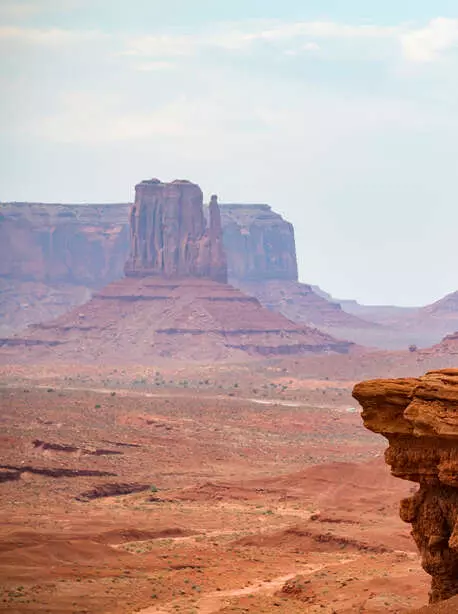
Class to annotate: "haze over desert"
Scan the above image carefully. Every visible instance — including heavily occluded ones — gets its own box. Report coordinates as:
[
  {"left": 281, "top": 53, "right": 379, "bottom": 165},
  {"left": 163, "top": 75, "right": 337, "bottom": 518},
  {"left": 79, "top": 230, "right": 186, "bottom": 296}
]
[{"left": 1, "top": 2, "right": 458, "bottom": 613}]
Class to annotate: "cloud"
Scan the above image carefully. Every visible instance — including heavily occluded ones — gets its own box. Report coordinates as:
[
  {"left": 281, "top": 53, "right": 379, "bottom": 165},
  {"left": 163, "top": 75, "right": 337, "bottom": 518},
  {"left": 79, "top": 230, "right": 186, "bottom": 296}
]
[
  {"left": 401, "top": 18, "right": 458, "bottom": 62},
  {"left": 0, "top": 25, "right": 107, "bottom": 45},
  {"left": 120, "top": 20, "right": 399, "bottom": 60},
  {"left": 119, "top": 34, "right": 195, "bottom": 58},
  {"left": 0, "top": 0, "right": 91, "bottom": 21},
  {"left": 134, "top": 61, "right": 175, "bottom": 72},
  {"left": 3, "top": 17, "right": 458, "bottom": 66}
]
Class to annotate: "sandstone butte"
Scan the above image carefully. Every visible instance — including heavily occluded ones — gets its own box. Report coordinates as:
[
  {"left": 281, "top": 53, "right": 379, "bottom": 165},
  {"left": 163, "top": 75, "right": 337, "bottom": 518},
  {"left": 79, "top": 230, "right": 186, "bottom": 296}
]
[
  {"left": 125, "top": 179, "right": 227, "bottom": 283},
  {"left": 0, "top": 179, "right": 353, "bottom": 362},
  {"left": 353, "top": 369, "right": 458, "bottom": 607}
]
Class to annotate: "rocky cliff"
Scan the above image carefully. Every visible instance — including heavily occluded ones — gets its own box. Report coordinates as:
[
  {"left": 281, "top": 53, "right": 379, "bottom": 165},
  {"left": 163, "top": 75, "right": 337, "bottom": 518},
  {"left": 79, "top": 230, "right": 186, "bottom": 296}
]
[
  {"left": 353, "top": 370, "right": 458, "bottom": 604},
  {"left": 125, "top": 179, "right": 227, "bottom": 283},
  {"left": 219, "top": 204, "right": 298, "bottom": 283},
  {"left": 0, "top": 202, "right": 130, "bottom": 286},
  {"left": 0, "top": 202, "right": 131, "bottom": 336},
  {"left": 0, "top": 200, "right": 295, "bottom": 289}
]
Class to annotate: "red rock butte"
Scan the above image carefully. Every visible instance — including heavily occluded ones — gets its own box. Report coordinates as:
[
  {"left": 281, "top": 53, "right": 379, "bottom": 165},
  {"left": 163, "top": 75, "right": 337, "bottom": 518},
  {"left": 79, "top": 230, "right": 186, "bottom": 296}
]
[
  {"left": 0, "top": 178, "right": 354, "bottom": 362},
  {"left": 125, "top": 179, "right": 227, "bottom": 283}
]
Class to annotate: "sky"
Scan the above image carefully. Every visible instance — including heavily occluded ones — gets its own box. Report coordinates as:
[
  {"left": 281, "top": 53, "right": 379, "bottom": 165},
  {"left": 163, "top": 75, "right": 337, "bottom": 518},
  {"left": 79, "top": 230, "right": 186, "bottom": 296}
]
[{"left": 1, "top": 1, "right": 458, "bottom": 306}]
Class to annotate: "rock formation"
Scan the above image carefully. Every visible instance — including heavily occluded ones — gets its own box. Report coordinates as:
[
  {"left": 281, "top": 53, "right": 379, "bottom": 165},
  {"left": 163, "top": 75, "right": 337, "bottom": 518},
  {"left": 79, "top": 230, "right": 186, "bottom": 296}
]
[
  {"left": 219, "top": 204, "right": 298, "bottom": 283},
  {"left": 125, "top": 179, "right": 227, "bottom": 283},
  {"left": 0, "top": 202, "right": 130, "bottom": 336},
  {"left": 0, "top": 277, "right": 353, "bottom": 363},
  {"left": 353, "top": 369, "right": 458, "bottom": 604},
  {"left": 0, "top": 202, "right": 130, "bottom": 286},
  {"left": 1, "top": 179, "right": 354, "bottom": 362}
]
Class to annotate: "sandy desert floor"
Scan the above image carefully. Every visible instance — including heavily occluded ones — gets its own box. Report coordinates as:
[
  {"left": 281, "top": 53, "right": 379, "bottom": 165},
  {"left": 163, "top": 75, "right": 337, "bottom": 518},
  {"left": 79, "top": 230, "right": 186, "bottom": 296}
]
[{"left": 0, "top": 363, "right": 432, "bottom": 613}]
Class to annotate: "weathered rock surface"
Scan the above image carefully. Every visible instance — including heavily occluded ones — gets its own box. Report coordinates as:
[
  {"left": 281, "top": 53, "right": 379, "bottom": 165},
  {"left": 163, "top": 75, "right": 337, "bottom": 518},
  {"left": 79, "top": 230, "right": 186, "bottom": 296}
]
[
  {"left": 125, "top": 179, "right": 227, "bottom": 282},
  {"left": 353, "top": 369, "right": 458, "bottom": 604},
  {"left": 0, "top": 202, "right": 130, "bottom": 286},
  {"left": 0, "top": 202, "right": 130, "bottom": 335},
  {"left": 219, "top": 204, "right": 298, "bottom": 283}
]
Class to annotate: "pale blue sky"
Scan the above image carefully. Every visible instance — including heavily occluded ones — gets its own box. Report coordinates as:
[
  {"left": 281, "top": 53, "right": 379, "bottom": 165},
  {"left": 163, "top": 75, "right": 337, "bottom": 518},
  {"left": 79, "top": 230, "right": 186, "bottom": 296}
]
[{"left": 1, "top": 1, "right": 458, "bottom": 305}]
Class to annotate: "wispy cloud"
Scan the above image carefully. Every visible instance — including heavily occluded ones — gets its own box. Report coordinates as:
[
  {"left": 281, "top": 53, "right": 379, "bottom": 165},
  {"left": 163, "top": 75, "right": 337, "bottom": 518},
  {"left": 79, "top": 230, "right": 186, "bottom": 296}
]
[
  {"left": 0, "top": 0, "right": 90, "bottom": 21},
  {"left": 119, "top": 18, "right": 458, "bottom": 64},
  {"left": 0, "top": 25, "right": 107, "bottom": 45},
  {"left": 401, "top": 18, "right": 458, "bottom": 62},
  {"left": 2, "top": 18, "right": 458, "bottom": 64},
  {"left": 134, "top": 61, "right": 175, "bottom": 72},
  {"left": 120, "top": 20, "right": 400, "bottom": 59}
]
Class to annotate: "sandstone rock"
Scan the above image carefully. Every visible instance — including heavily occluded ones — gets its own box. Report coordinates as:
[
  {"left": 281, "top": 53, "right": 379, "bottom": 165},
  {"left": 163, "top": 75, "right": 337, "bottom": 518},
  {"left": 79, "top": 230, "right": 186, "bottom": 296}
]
[
  {"left": 353, "top": 369, "right": 458, "bottom": 604},
  {"left": 0, "top": 202, "right": 130, "bottom": 287},
  {"left": 219, "top": 204, "right": 298, "bottom": 283},
  {"left": 125, "top": 179, "right": 227, "bottom": 282}
]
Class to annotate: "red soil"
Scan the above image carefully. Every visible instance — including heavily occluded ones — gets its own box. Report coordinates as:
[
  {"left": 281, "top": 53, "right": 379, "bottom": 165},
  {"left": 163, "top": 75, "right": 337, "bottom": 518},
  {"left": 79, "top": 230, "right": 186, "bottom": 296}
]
[{"left": 0, "top": 376, "right": 432, "bottom": 613}]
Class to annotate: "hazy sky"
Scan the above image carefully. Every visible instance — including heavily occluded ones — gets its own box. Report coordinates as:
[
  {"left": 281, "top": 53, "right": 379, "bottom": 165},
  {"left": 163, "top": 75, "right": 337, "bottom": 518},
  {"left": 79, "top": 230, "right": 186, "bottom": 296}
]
[{"left": 1, "top": 1, "right": 458, "bottom": 306}]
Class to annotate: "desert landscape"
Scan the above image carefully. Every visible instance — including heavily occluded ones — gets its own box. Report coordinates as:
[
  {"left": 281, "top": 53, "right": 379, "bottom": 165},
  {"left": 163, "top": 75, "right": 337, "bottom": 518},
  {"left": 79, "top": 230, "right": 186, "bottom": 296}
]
[{"left": 1, "top": 174, "right": 458, "bottom": 614}]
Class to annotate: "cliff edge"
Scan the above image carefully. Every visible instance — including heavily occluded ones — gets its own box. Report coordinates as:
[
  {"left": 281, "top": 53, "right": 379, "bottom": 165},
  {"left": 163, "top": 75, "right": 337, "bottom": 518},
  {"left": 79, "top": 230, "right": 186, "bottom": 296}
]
[{"left": 353, "top": 369, "right": 458, "bottom": 604}]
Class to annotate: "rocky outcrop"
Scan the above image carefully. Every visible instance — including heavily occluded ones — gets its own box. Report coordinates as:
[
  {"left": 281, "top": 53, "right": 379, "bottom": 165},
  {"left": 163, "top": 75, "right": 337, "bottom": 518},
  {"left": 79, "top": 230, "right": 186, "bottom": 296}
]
[
  {"left": 353, "top": 369, "right": 458, "bottom": 604},
  {"left": 0, "top": 202, "right": 130, "bottom": 286},
  {"left": 125, "top": 179, "right": 227, "bottom": 282},
  {"left": 219, "top": 204, "right": 298, "bottom": 283}
]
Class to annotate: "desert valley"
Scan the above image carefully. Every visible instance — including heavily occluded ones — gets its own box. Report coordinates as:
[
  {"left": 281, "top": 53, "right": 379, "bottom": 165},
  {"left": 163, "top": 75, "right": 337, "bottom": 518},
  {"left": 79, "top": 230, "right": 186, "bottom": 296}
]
[{"left": 0, "top": 177, "right": 457, "bottom": 614}]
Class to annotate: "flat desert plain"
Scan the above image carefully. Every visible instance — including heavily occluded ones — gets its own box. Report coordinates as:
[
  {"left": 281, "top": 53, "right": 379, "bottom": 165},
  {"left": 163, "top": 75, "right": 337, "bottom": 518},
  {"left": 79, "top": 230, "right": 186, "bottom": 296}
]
[{"left": 0, "top": 363, "right": 430, "bottom": 613}]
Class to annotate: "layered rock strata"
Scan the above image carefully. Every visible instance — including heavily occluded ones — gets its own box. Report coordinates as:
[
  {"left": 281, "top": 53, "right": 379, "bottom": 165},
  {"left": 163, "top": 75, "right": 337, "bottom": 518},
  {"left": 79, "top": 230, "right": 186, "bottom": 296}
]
[
  {"left": 237, "top": 279, "right": 374, "bottom": 331},
  {"left": 0, "top": 278, "right": 353, "bottom": 363},
  {"left": 125, "top": 179, "right": 227, "bottom": 283},
  {"left": 0, "top": 202, "right": 129, "bottom": 286},
  {"left": 353, "top": 369, "right": 458, "bottom": 604},
  {"left": 1, "top": 180, "right": 353, "bottom": 362},
  {"left": 219, "top": 204, "right": 298, "bottom": 283}
]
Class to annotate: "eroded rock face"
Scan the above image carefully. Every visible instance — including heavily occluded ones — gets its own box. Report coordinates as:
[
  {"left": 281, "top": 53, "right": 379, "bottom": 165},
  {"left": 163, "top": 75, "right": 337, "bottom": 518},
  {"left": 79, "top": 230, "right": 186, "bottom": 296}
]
[
  {"left": 125, "top": 179, "right": 227, "bottom": 282},
  {"left": 219, "top": 204, "right": 298, "bottom": 283},
  {"left": 0, "top": 202, "right": 130, "bottom": 286},
  {"left": 353, "top": 370, "right": 458, "bottom": 604}
]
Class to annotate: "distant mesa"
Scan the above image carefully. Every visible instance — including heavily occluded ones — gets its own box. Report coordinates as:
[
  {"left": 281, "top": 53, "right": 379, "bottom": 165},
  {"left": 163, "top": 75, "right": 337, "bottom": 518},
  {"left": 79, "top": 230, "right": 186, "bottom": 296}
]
[
  {"left": 3, "top": 187, "right": 458, "bottom": 352},
  {"left": 0, "top": 178, "right": 353, "bottom": 362}
]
